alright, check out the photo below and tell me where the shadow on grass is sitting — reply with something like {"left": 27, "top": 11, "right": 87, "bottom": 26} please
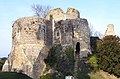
{"left": 0, "top": 72, "right": 32, "bottom": 79}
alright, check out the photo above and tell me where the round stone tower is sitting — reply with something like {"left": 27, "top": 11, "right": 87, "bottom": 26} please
{"left": 2, "top": 16, "right": 48, "bottom": 78}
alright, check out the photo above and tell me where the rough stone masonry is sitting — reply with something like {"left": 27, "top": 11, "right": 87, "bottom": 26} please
{"left": 2, "top": 8, "right": 91, "bottom": 79}
{"left": 104, "top": 24, "right": 115, "bottom": 36}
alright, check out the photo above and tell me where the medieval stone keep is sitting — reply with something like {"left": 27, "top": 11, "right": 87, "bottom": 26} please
{"left": 2, "top": 8, "right": 91, "bottom": 79}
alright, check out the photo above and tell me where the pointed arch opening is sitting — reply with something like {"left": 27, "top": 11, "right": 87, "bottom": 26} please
{"left": 75, "top": 42, "right": 80, "bottom": 54}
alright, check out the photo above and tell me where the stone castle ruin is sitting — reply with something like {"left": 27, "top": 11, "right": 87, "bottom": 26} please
{"left": 2, "top": 8, "right": 91, "bottom": 79}
{"left": 104, "top": 24, "right": 115, "bottom": 36}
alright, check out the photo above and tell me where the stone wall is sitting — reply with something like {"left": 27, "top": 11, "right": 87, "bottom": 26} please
{"left": 45, "top": 8, "right": 65, "bottom": 21}
{"left": 79, "top": 18, "right": 91, "bottom": 57}
{"left": 32, "top": 46, "right": 49, "bottom": 79}
{"left": 53, "top": 18, "right": 91, "bottom": 58}
{"left": 46, "top": 8, "right": 90, "bottom": 58}
{"left": 2, "top": 16, "right": 51, "bottom": 78}
{"left": 66, "top": 8, "right": 80, "bottom": 19}
{"left": 2, "top": 8, "right": 91, "bottom": 79}
{"left": 104, "top": 24, "right": 115, "bottom": 36}
{"left": 45, "top": 8, "right": 80, "bottom": 22}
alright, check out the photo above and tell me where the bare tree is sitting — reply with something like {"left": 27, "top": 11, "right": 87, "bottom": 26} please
{"left": 89, "top": 23, "right": 95, "bottom": 36}
{"left": 89, "top": 23, "right": 103, "bottom": 38}
{"left": 31, "top": 4, "right": 51, "bottom": 18}
{"left": 94, "top": 31, "right": 103, "bottom": 38}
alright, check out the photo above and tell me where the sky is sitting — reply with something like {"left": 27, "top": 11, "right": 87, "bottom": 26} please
{"left": 0, "top": 0, "right": 120, "bottom": 57}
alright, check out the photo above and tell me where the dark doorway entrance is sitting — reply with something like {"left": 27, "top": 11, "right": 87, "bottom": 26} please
{"left": 75, "top": 42, "right": 80, "bottom": 54}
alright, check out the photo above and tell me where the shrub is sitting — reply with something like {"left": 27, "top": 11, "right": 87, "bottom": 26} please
{"left": 96, "top": 35, "right": 120, "bottom": 77}
{"left": 44, "top": 45, "right": 74, "bottom": 77}
{"left": 40, "top": 73, "right": 64, "bottom": 79}
{"left": 88, "top": 54, "right": 98, "bottom": 72}
{"left": 65, "top": 46, "right": 74, "bottom": 75}
{"left": 40, "top": 73, "right": 55, "bottom": 79}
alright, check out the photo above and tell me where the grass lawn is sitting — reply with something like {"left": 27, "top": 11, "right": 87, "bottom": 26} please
{"left": 0, "top": 72, "right": 32, "bottom": 79}
{"left": 89, "top": 72, "right": 106, "bottom": 79}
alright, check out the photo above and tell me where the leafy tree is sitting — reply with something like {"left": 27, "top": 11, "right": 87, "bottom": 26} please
{"left": 65, "top": 46, "right": 74, "bottom": 75}
{"left": 40, "top": 73, "right": 55, "bottom": 79}
{"left": 96, "top": 35, "right": 120, "bottom": 77}
{"left": 44, "top": 45, "right": 74, "bottom": 78}
{"left": 88, "top": 54, "right": 98, "bottom": 72}
{"left": 40, "top": 73, "right": 64, "bottom": 79}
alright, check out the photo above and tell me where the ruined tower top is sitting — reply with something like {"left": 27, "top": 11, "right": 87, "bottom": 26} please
{"left": 66, "top": 8, "right": 80, "bottom": 19}
{"left": 104, "top": 24, "right": 115, "bottom": 36}
{"left": 45, "top": 8, "right": 80, "bottom": 21}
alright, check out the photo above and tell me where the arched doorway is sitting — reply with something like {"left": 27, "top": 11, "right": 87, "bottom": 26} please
{"left": 75, "top": 42, "right": 80, "bottom": 54}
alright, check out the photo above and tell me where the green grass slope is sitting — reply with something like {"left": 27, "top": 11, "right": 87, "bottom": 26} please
{"left": 0, "top": 72, "right": 32, "bottom": 79}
